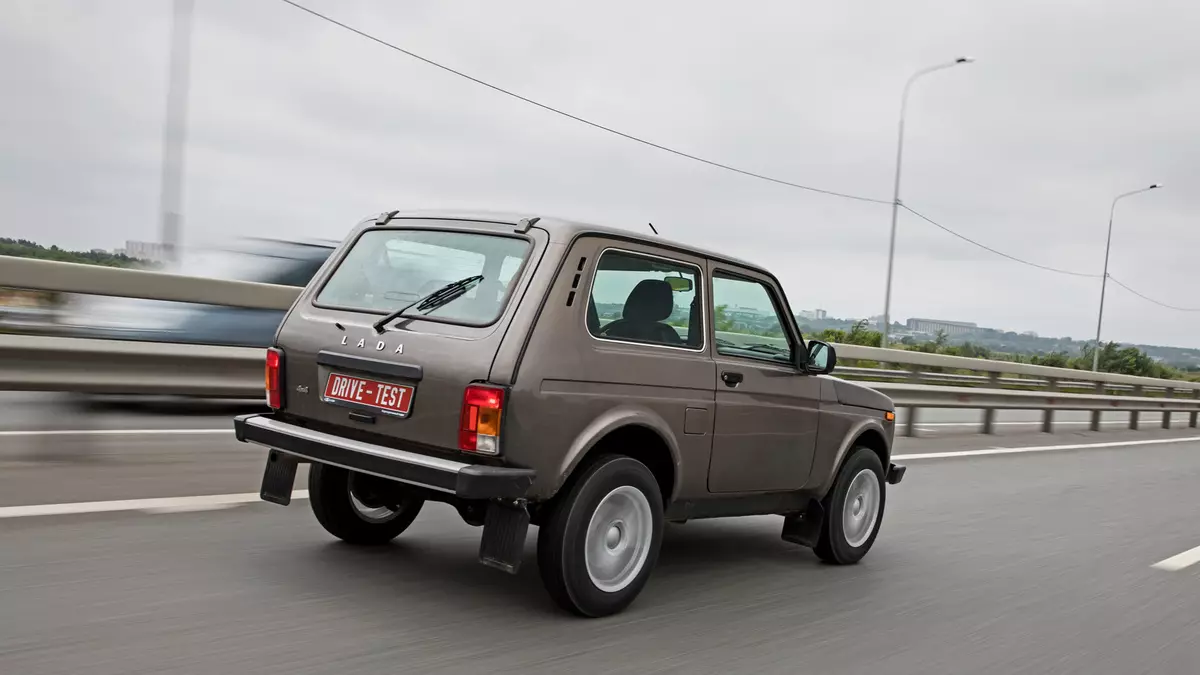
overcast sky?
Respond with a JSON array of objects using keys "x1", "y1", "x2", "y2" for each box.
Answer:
[{"x1": 3, "y1": 0, "x2": 1198, "y2": 347}]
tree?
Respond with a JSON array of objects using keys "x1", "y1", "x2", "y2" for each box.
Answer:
[
  {"x1": 818, "y1": 328, "x2": 847, "y2": 343},
  {"x1": 0, "y1": 238, "x2": 150, "y2": 268},
  {"x1": 842, "y1": 319, "x2": 883, "y2": 347},
  {"x1": 713, "y1": 304, "x2": 735, "y2": 332},
  {"x1": 1074, "y1": 342, "x2": 1180, "y2": 379},
  {"x1": 1031, "y1": 351, "x2": 1069, "y2": 368}
]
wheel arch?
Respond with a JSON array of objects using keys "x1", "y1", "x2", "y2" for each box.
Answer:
[
  {"x1": 551, "y1": 406, "x2": 681, "y2": 506},
  {"x1": 852, "y1": 427, "x2": 890, "y2": 471},
  {"x1": 815, "y1": 418, "x2": 892, "y2": 497}
]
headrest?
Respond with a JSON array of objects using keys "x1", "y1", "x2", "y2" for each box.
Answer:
[{"x1": 622, "y1": 279, "x2": 674, "y2": 323}]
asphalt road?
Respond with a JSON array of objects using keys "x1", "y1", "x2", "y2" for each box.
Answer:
[{"x1": 3, "y1": 398, "x2": 1200, "y2": 673}]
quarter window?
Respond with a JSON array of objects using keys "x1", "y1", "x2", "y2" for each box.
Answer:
[
  {"x1": 587, "y1": 250, "x2": 703, "y2": 349},
  {"x1": 711, "y1": 273, "x2": 794, "y2": 364}
]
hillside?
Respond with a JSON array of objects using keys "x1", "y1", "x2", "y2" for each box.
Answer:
[
  {"x1": 797, "y1": 314, "x2": 1200, "y2": 373},
  {"x1": 0, "y1": 238, "x2": 149, "y2": 268}
]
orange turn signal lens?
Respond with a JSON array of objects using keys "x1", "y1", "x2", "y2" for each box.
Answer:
[
  {"x1": 884, "y1": 411, "x2": 896, "y2": 422},
  {"x1": 459, "y1": 384, "x2": 505, "y2": 455}
]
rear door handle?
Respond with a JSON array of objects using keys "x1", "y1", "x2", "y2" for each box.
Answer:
[{"x1": 721, "y1": 371, "x2": 743, "y2": 387}]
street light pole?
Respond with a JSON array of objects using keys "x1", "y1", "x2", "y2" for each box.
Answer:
[
  {"x1": 880, "y1": 56, "x2": 974, "y2": 348},
  {"x1": 158, "y1": 0, "x2": 194, "y2": 264},
  {"x1": 1091, "y1": 184, "x2": 1161, "y2": 371}
]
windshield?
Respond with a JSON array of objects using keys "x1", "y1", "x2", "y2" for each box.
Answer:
[{"x1": 316, "y1": 229, "x2": 531, "y2": 324}]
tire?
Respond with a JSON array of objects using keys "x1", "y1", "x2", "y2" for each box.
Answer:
[
  {"x1": 537, "y1": 456, "x2": 664, "y2": 618},
  {"x1": 814, "y1": 446, "x2": 885, "y2": 565},
  {"x1": 308, "y1": 464, "x2": 424, "y2": 545}
]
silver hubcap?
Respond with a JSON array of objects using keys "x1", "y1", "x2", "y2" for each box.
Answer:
[
  {"x1": 842, "y1": 469, "x2": 881, "y2": 548},
  {"x1": 585, "y1": 486, "x2": 653, "y2": 593},
  {"x1": 349, "y1": 492, "x2": 400, "y2": 524}
]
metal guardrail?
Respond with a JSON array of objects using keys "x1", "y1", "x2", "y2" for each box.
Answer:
[
  {"x1": 833, "y1": 343, "x2": 1200, "y2": 393},
  {"x1": 3, "y1": 256, "x2": 1198, "y2": 435},
  {"x1": 0, "y1": 333, "x2": 264, "y2": 397},
  {"x1": 0, "y1": 256, "x2": 300, "y2": 310}
]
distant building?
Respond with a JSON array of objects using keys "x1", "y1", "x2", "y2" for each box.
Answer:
[
  {"x1": 1021, "y1": 331, "x2": 1039, "y2": 338},
  {"x1": 725, "y1": 305, "x2": 770, "y2": 320},
  {"x1": 906, "y1": 317, "x2": 978, "y2": 336},
  {"x1": 797, "y1": 309, "x2": 828, "y2": 321},
  {"x1": 116, "y1": 240, "x2": 170, "y2": 263}
]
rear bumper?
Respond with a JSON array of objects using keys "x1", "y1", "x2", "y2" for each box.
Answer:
[
  {"x1": 234, "y1": 413, "x2": 535, "y2": 500},
  {"x1": 886, "y1": 463, "x2": 906, "y2": 485}
]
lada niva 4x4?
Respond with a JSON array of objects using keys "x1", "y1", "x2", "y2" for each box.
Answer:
[{"x1": 235, "y1": 211, "x2": 904, "y2": 617}]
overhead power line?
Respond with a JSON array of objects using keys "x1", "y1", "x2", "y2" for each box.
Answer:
[
  {"x1": 902, "y1": 201, "x2": 1200, "y2": 312},
  {"x1": 898, "y1": 204, "x2": 1101, "y2": 278},
  {"x1": 276, "y1": 0, "x2": 890, "y2": 205},
  {"x1": 278, "y1": 1, "x2": 1199, "y2": 316},
  {"x1": 1108, "y1": 276, "x2": 1200, "y2": 312}
]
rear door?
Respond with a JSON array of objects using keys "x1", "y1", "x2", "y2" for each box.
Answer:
[
  {"x1": 275, "y1": 220, "x2": 547, "y2": 453},
  {"x1": 706, "y1": 263, "x2": 820, "y2": 493},
  {"x1": 503, "y1": 237, "x2": 717, "y2": 500}
]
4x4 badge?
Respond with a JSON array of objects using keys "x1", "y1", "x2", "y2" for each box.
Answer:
[{"x1": 340, "y1": 335, "x2": 404, "y2": 354}]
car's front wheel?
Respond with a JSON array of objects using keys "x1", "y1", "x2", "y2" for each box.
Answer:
[
  {"x1": 814, "y1": 446, "x2": 885, "y2": 564},
  {"x1": 308, "y1": 464, "x2": 424, "y2": 545},
  {"x1": 537, "y1": 456, "x2": 664, "y2": 617}
]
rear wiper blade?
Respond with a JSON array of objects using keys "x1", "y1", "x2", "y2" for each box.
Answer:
[{"x1": 372, "y1": 275, "x2": 483, "y2": 333}]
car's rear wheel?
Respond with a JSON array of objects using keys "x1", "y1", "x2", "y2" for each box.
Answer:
[
  {"x1": 308, "y1": 464, "x2": 424, "y2": 545},
  {"x1": 537, "y1": 455, "x2": 664, "y2": 617},
  {"x1": 814, "y1": 446, "x2": 885, "y2": 564}
]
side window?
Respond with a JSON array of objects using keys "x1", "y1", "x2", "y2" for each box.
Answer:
[
  {"x1": 587, "y1": 250, "x2": 702, "y2": 350},
  {"x1": 712, "y1": 272, "x2": 794, "y2": 365}
]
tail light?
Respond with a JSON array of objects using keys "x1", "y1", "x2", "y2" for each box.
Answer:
[
  {"x1": 459, "y1": 384, "x2": 504, "y2": 455},
  {"x1": 265, "y1": 348, "x2": 283, "y2": 409}
]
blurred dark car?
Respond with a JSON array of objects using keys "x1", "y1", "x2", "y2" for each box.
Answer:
[{"x1": 61, "y1": 238, "x2": 335, "y2": 348}]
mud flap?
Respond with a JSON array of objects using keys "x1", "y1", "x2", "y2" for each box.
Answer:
[
  {"x1": 260, "y1": 450, "x2": 298, "y2": 506},
  {"x1": 781, "y1": 500, "x2": 825, "y2": 548},
  {"x1": 478, "y1": 499, "x2": 530, "y2": 574}
]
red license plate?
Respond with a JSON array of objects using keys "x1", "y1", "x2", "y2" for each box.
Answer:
[{"x1": 323, "y1": 373, "x2": 414, "y2": 416}]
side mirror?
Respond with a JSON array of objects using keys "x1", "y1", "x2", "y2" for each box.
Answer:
[{"x1": 805, "y1": 340, "x2": 837, "y2": 374}]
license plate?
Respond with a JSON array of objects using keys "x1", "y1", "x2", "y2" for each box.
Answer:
[{"x1": 323, "y1": 372, "x2": 414, "y2": 417}]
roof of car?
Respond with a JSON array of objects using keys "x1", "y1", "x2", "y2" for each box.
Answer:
[{"x1": 370, "y1": 209, "x2": 766, "y2": 273}]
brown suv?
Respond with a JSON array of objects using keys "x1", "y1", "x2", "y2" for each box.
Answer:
[{"x1": 235, "y1": 211, "x2": 903, "y2": 617}]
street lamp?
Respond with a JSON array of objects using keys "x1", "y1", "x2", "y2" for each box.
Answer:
[
  {"x1": 158, "y1": 0, "x2": 194, "y2": 264},
  {"x1": 1091, "y1": 183, "x2": 1162, "y2": 371},
  {"x1": 880, "y1": 56, "x2": 975, "y2": 348}
]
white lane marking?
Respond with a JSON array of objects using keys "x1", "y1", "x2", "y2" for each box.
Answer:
[
  {"x1": 142, "y1": 503, "x2": 240, "y2": 514},
  {"x1": 895, "y1": 435, "x2": 1200, "y2": 461},
  {"x1": 3, "y1": 435, "x2": 1198, "y2": 520},
  {"x1": 1152, "y1": 545, "x2": 1200, "y2": 572},
  {"x1": 0, "y1": 491, "x2": 309, "y2": 519},
  {"x1": 0, "y1": 428, "x2": 230, "y2": 437}
]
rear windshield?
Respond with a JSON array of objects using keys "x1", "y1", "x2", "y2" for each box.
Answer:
[{"x1": 315, "y1": 229, "x2": 532, "y2": 324}]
